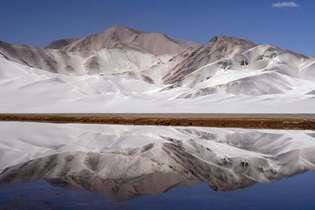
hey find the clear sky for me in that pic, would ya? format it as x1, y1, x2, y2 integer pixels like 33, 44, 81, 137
0, 0, 314, 55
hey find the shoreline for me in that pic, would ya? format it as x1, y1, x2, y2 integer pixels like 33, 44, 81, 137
0, 113, 315, 130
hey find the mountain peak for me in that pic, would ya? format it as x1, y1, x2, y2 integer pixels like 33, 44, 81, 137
105, 25, 142, 34
46, 38, 79, 49
208, 35, 256, 48
163, 35, 257, 84
62, 26, 196, 55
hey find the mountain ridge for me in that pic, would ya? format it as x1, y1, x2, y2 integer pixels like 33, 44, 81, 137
45, 26, 200, 55
0, 25, 314, 113
0, 26, 200, 78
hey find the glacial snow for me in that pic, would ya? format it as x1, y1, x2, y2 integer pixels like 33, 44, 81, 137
0, 54, 315, 113
0, 29, 315, 113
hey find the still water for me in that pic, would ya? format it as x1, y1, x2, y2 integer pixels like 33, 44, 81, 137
0, 172, 314, 210
0, 122, 314, 210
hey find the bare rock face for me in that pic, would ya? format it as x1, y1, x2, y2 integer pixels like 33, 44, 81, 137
0, 26, 199, 78
62, 26, 198, 55
0, 40, 59, 72
1, 25, 315, 103
46, 38, 79, 49
62, 26, 142, 52
163, 36, 257, 84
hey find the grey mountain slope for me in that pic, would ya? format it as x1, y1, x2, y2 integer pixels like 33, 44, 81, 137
0, 26, 199, 75
0, 40, 60, 72
0, 26, 314, 100
63, 26, 199, 55
46, 38, 79, 49
143, 35, 312, 88
163, 36, 257, 84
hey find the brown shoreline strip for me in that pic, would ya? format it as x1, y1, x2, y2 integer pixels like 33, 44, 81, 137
0, 113, 315, 130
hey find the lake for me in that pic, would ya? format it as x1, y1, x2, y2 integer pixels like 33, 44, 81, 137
0, 122, 314, 210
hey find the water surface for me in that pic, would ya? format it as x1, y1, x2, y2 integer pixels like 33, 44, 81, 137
0, 122, 314, 209
0, 172, 314, 210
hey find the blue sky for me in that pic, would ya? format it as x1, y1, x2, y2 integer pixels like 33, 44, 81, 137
0, 0, 314, 55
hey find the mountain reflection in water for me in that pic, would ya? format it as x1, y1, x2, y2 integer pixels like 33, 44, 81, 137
1, 172, 315, 210
0, 122, 314, 205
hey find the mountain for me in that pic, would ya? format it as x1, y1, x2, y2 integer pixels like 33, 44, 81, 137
163, 36, 257, 84
60, 26, 197, 55
0, 26, 198, 77
46, 38, 79, 49
0, 26, 314, 113
162, 35, 315, 100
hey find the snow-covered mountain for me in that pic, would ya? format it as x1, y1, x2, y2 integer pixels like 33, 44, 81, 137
0, 26, 314, 113
0, 26, 197, 78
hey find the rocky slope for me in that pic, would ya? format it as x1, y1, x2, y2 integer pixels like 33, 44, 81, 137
0, 26, 314, 112
164, 36, 315, 98
0, 26, 198, 81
